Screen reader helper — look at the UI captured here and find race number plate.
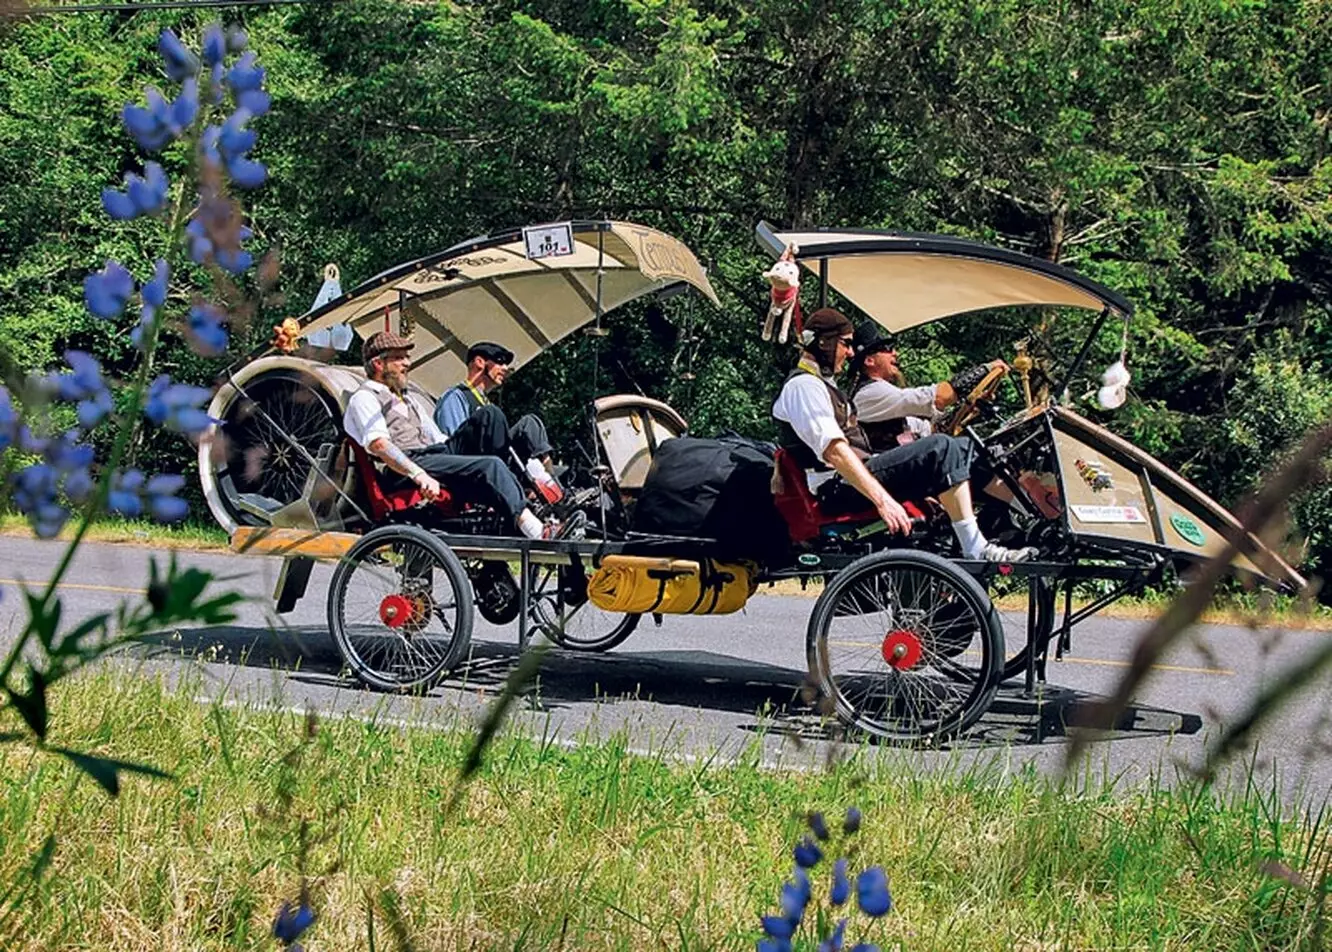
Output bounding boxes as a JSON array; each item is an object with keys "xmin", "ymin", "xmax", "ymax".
[
  {"xmin": 523, "ymin": 222, "xmax": 575, "ymax": 259},
  {"xmin": 1070, "ymin": 504, "xmax": 1147, "ymax": 524}
]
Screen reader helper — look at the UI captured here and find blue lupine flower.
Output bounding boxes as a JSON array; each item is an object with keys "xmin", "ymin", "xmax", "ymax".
[
  {"xmin": 760, "ymin": 916, "xmax": 796, "ymax": 941},
  {"xmin": 226, "ymin": 25, "xmax": 248, "ymax": 53},
  {"xmin": 46, "ymin": 435, "xmax": 94, "ymax": 475},
  {"xmin": 849, "ymin": 945, "xmax": 882, "ymax": 952},
  {"xmin": 830, "ymin": 858, "xmax": 850, "ymax": 906},
  {"xmin": 779, "ymin": 869, "xmax": 811, "ymax": 924},
  {"xmin": 843, "ymin": 807, "xmax": 862, "ymax": 835},
  {"xmin": 101, "ymin": 162, "xmax": 169, "ymax": 220},
  {"xmin": 855, "ymin": 867, "xmax": 892, "ymax": 917},
  {"xmin": 227, "ymin": 51, "xmax": 265, "ymax": 93},
  {"xmin": 206, "ymin": 60, "xmax": 226, "ymax": 105},
  {"xmin": 757, "ymin": 940, "xmax": 792, "ymax": 952},
  {"xmin": 808, "ymin": 811, "xmax": 830, "ymax": 841},
  {"xmin": 83, "ymin": 261, "xmax": 134, "ymax": 319},
  {"xmin": 187, "ymin": 304, "xmax": 229, "ymax": 356},
  {"xmin": 185, "ymin": 218, "xmax": 213, "ymax": 264},
  {"xmin": 273, "ymin": 902, "xmax": 316, "ymax": 943},
  {"xmin": 122, "ymin": 81, "xmax": 199, "ymax": 152},
  {"xmin": 158, "ymin": 29, "xmax": 200, "ymax": 81},
  {"xmin": 145, "ymin": 474, "xmax": 188, "ymax": 522},
  {"xmin": 12, "ymin": 463, "xmax": 68, "ymax": 538},
  {"xmin": 817, "ymin": 918, "xmax": 847, "ymax": 952},
  {"xmin": 16, "ymin": 425, "xmax": 48, "ymax": 455},
  {"xmin": 236, "ymin": 89, "xmax": 271, "ymax": 117},
  {"xmin": 794, "ymin": 836, "xmax": 823, "ymax": 869},
  {"xmin": 142, "ymin": 259, "xmax": 169, "ymax": 308},
  {"xmin": 201, "ymin": 24, "xmax": 226, "ymax": 67},
  {"xmin": 226, "ymin": 155, "xmax": 267, "ymax": 190},
  {"xmin": 63, "ymin": 466, "xmax": 94, "ymax": 504},
  {"xmin": 218, "ymin": 109, "xmax": 257, "ymax": 159},
  {"xmin": 214, "ymin": 247, "xmax": 254, "ymax": 275},
  {"xmin": 108, "ymin": 469, "xmax": 145, "ymax": 518},
  {"xmin": 53, "ymin": 351, "xmax": 105, "ymax": 401},
  {"xmin": 144, "ymin": 375, "xmax": 213, "ymax": 433},
  {"xmin": 0, "ymin": 386, "xmax": 16, "ymax": 451}
]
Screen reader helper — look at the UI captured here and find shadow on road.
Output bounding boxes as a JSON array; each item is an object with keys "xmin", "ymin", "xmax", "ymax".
[{"xmin": 148, "ymin": 623, "xmax": 1202, "ymax": 751}]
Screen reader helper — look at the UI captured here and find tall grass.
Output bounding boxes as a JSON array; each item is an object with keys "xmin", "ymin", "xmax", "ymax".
[{"xmin": 0, "ymin": 667, "xmax": 1326, "ymax": 950}]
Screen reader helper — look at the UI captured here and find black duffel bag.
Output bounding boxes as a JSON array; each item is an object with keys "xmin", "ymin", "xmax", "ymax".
[{"xmin": 631, "ymin": 435, "xmax": 789, "ymax": 563}]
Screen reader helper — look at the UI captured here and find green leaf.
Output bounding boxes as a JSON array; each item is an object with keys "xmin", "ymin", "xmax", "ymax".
[
  {"xmin": 48, "ymin": 747, "xmax": 172, "ymax": 798},
  {"xmin": 6, "ymin": 671, "xmax": 47, "ymax": 740}
]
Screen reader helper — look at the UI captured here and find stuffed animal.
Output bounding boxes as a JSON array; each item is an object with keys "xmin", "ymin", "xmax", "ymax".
[
  {"xmin": 762, "ymin": 242, "xmax": 802, "ymax": 343},
  {"xmin": 271, "ymin": 317, "xmax": 302, "ymax": 353}
]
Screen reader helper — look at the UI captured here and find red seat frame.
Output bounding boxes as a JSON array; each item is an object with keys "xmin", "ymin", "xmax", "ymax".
[
  {"xmin": 350, "ymin": 442, "xmax": 456, "ymax": 522},
  {"xmin": 772, "ymin": 448, "xmax": 924, "ymax": 543}
]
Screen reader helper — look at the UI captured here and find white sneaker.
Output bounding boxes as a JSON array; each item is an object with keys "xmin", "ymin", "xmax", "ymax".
[{"xmin": 980, "ymin": 542, "xmax": 1039, "ymax": 563}]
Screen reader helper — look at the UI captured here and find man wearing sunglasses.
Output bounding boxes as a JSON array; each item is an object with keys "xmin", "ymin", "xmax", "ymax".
[
  {"xmin": 772, "ymin": 307, "xmax": 1035, "ymax": 562},
  {"xmin": 433, "ymin": 341, "xmax": 557, "ymax": 480}
]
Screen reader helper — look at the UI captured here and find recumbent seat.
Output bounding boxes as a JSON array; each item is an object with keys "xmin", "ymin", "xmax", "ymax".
[
  {"xmin": 349, "ymin": 441, "xmax": 458, "ymax": 522},
  {"xmin": 771, "ymin": 448, "xmax": 925, "ymax": 544}
]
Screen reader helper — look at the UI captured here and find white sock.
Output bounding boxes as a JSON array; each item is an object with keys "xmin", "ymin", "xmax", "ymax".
[
  {"xmin": 517, "ymin": 509, "xmax": 543, "ymax": 539},
  {"xmin": 951, "ymin": 517, "xmax": 986, "ymax": 559}
]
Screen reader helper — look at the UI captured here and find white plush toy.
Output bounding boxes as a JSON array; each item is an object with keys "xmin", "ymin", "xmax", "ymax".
[
  {"xmin": 1098, "ymin": 360, "xmax": 1130, "ymax": 409},
  {"xmin": 761, "ymin": 243, "xmax": 801, "ymax": 343}
]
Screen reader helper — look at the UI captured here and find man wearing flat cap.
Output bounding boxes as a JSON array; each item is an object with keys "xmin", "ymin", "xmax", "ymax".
[
  {"xmin": 433, "ymin": 341, "xmax": 555, "ymax": 469},
  {"xmin": 343, "ymin": 331, "xmax": 552, "ymax": 540},
  {"xmin": 772, "ymin": 307, "xmax": 1034, "ymax": 562}
]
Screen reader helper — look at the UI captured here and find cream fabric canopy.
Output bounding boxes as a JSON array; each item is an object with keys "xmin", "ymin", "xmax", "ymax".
[
  {"xmin": 298, "ymin": 221, "xmax": 720, "ymax": 398},
  {"xmin": 755, "ymin": 222, "xmax": 1132, "ymax": 334}
]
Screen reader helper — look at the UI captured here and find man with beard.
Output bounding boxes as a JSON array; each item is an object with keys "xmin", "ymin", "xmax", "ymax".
[
  {"xmin": 342, "ymin": 331, "xmax": 551, "ymax": 539},
  {"xmin": 772, "ymin": 308, "xmax": 1035, "ymax": 562},
  {"xmin": 849, "ymin": 324, "xmax": 1009, "ymax": 451}
]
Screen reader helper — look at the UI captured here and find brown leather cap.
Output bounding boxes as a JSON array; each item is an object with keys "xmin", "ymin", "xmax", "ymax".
[
  {"xmin": 363, "ymin": 330, "xmax": 414, "ymax": 359},
  {"xmin": 805, "ymin": 307, "xmax": 854, "ymax": 340}
]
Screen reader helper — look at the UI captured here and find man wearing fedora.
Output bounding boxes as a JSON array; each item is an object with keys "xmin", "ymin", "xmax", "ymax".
[
  {"xmin": 772, "ymin": 308, "xmax": 1035, "ymax": 562},
  {"xmin": 342, "ymin": 331, "xmax": 552, "ymax": 539}
]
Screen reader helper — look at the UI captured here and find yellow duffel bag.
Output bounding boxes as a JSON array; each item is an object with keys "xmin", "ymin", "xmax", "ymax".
[{"xmin": 587, "ymin": 555, "xmax": 755, "ymax": 615}]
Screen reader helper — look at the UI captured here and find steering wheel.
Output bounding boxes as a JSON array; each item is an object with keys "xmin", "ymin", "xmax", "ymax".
[{"xmin": 943, "ymin": 363, "xmax": 1008, "ymax": 436}]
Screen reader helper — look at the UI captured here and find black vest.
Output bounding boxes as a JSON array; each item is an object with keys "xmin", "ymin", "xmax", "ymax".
[
  {"xmin": 851, "ymin": 379, "xmax": 911, "ymax": 453},
  {"xmin": 446, "ymin": 382, "xmax": 485, "ymax": 418},
  {"xmin": 776, "ymin": 365, "xmax": 872, "ymax": 470}
]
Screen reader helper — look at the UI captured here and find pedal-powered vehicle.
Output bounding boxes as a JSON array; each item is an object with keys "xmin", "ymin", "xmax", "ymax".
[{"xmin": 199, "ymin": 218, "xmax": 1305, "ymax": 745}]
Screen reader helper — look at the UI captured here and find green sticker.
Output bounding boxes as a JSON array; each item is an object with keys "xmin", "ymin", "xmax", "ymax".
[
  {"xmin": 1170, "ymin": 513, "xmax": 1206, "ymax": 547},
  {"xmin": 797, "ymin": 553, "xmax": 822, "ymax": 567}
]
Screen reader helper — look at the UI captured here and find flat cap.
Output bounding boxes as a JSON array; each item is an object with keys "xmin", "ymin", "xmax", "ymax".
[
  {"xmin": 363, "ymin": 330, "xmax": 414, "ymax": 359},
  {"xmin": 467, "ymin": 341, "xmax": 515, "ymax": 365},
  {"xmin": 804, "ymin": 307, "xmax": 854, "ymax": 340}
]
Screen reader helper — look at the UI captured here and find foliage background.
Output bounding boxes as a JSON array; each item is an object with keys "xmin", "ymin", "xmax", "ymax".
[{"xmin": 1, "ymin": 0, "xmax": 1329, "ymax": 573}]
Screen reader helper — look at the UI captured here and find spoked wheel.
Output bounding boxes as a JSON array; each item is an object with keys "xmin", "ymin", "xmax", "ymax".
[
  {"xmin": 807, "ymin": 550, "xmax": 1003, "ymax": 744},
  {"xmin": 527, "ymin": 559, "xmax": 641, "ymax": 652},
  {"xmin": 216, "ymin": 369, "xmax": 346, "ymax": 527},
  {"xmin": 328, "ymin": 525, "xmax": 474, "ymax": 691}
]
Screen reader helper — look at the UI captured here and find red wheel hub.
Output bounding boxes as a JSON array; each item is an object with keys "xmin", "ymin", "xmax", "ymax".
[
  {"xmin": 379, "ymin": 594, "xmax": 414, "ymax": 629},
  {"xmin": 881, "ymin": 630, "xmax": 923, "ymax": 670}
]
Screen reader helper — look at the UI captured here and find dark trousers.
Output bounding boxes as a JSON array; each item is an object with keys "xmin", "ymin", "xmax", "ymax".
[
  {"xmin": 819, "ymin": 434, "xmax": 973, "ymax": 514},
  {"xmin": 400, "ymin": 445, "xmax": 527, "ymax": 520},
  {"xmin": 447, "ymin": 405, "xmax": 552, "ymax": 463}
]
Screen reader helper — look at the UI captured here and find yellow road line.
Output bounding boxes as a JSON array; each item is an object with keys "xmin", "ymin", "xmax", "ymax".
[
  {"xmin": 0, "ymin": 578, "xmax": 145, "ymax": 596},
  {"xmin": 826, "ymin": 641, "xmax": 1233, "ymax": 677}
]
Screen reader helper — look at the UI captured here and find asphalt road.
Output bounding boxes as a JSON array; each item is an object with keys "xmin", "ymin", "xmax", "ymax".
[{"xmin": 2, "ymin": 536, "xmax": 1330, "ymax": 811}]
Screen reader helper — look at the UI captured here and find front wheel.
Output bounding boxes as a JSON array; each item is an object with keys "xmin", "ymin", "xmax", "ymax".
[
  {"xmin": 527, "ymin": 559, "xmax": 641, "ymax": 652},
  {"xmin": 328, "ymin": 525, "xmax": 474, "ymax": 691},
  {"xmin": 807, "ymin": 550, "xmax": 1003, "ymax": 744}
]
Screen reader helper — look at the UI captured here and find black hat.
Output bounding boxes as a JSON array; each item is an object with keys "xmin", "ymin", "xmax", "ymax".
[
  {"xmin": 467, "ymin": 341, "xmax": 515, "ymax": 365},
  {"xmin": 850, "ymin": 323, "xmax": 894, "ymax": 370}
]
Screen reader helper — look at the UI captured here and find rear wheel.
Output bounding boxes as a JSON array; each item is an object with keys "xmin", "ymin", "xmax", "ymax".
[
  {"xmin": 328, "ymin": 525, "xmax": 473, "ymax": 691},
  {"xmin": 807, "ymin": 550, "xmax": 1002, "ymax": 744}
]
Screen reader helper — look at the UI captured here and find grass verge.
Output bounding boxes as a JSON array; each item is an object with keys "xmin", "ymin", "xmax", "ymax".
[
  {"xmin": 0, "ymin": 513, "xmax": 229, "ymax": 550},
  {"xmin": 1, "ymin": 667, "xmax": 1328, "ymax": 950}
]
